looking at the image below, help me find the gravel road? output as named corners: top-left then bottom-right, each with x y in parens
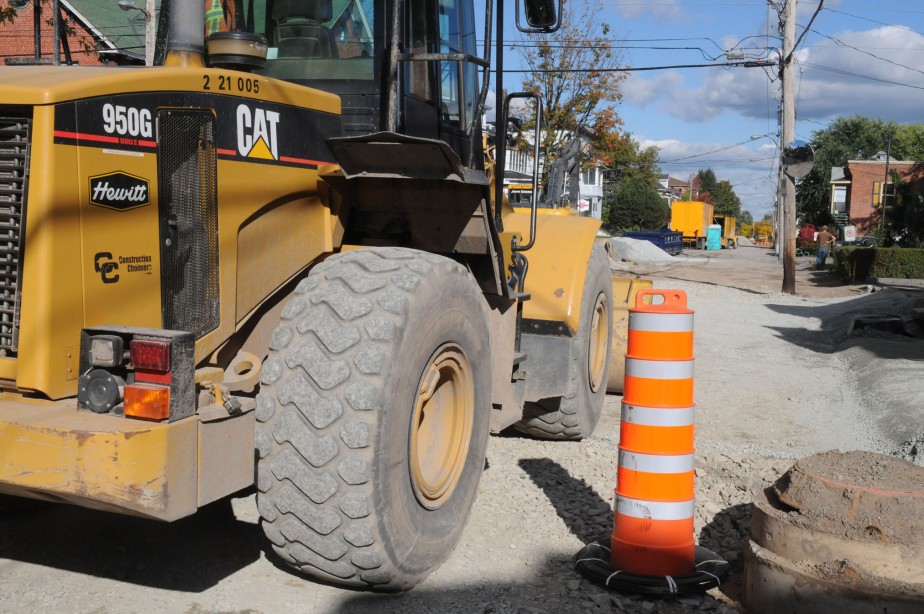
top-left (2, 241), bottom-right (922, 613)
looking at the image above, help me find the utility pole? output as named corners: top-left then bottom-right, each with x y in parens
top-left (779, 0), bottom-right (797, 294)
top-left (145, 0), bottom-right (156, 66)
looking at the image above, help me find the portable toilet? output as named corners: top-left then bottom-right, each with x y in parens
top-left (706, 224), bottom-right (722, 250)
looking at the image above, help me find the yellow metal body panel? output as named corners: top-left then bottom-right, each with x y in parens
top-left (1, 66), bottom-right (340, 115)
top-left (0, 397), bottom-right (198, 520)
top-left (6, 65), bottom-right (341, 397)
top-left (606, 277), bottom-right (653, 394)
top-left (512, 206), bottom-right (573, 217)
top-left (501, 212), bottom-right (601, 334)
top-left (0, 65), bottom-right (343, 512)
top-left (16, 106), bottom-right (87, 399)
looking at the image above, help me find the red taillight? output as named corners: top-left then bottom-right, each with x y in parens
top-left (130, 339), bottom-right (171, 372)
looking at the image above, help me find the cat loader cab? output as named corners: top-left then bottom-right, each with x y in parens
top-left (0, 0), bottom-right (613, 591)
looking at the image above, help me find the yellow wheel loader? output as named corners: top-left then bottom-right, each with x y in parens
top-left (0, 0), bottom-right (614, 590)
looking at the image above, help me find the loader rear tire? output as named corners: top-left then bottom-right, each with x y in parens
top-left (514, 244), bottom-right (613, 440)
top-left (255, 247), bottom-right (491, 591)
top-left (0, 494), bottom-right (39, 514)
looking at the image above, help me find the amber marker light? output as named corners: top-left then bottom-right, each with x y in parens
top-left (124, 383), bottom-right (170, 420)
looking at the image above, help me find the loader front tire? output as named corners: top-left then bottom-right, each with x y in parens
top-left (515, 244), bottom-right (613, 440)
top-left (255, 247), bottom-right (491, 591)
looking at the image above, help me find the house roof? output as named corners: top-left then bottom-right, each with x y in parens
top-left (65, 0), bottom-right (163, 61)
top-left (847, 158), bottom-right (918, 166)
top-left (830, 166), bottom-right (847, 182)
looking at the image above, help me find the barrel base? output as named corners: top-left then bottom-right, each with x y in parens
top-left (575, 538), bottom-right (729, 596)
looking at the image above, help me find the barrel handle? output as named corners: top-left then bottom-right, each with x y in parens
top-left (634, 289), bottom-right (689, 312)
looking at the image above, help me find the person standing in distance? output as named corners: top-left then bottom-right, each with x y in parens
top-left (815, 225), bottom-right (836, 270)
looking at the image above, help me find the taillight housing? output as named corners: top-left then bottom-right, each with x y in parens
top-left (78, 326), bottom-right (195, 422)
top-left (130, 339), bottom-right (171, 372)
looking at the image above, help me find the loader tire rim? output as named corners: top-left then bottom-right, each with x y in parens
top-left (410, 344), bottom-right (474, 510)
top-left (588, 293), bottom-right (608, 393)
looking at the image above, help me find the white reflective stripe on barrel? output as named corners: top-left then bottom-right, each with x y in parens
top-left (625, 358), bottom-right (694, 380)
top-left (619, 450), bottom-right (695, 473)
top-left (616, 496), bottom-right (695, 521)
top-left (629, 312), bottom-right (694, 332)
top-left (621, 403), bottom-right (695, 427)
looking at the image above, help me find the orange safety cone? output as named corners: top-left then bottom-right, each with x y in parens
top-left (613, 289), bottom-right (695, 576)
top-left (574, 289), bottom-right (729, 596)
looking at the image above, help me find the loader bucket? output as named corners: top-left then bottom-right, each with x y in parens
top-left (606, 277), bottom-right (653, 394)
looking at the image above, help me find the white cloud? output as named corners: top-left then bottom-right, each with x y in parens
top-left (613, 0), bottom-right (681, 23)
top-left (794, 26), bottom-right (924, 123)
top-left (644, 25), bottom-right (924, 125)
top-left (623, 71), bottom-right (685, 106)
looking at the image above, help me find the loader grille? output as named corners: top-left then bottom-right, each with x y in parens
top-left (0, 115), bottom-right (29, 354)
top-left (157, 110), bottom-right (220, 339)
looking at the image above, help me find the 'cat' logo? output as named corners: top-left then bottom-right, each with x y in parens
top-left (236, 104), bottom-right (280, 160)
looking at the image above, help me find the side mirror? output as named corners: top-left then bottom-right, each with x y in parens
top-left (506, 117), bottom-right (522, 148)
top-left (518, 0), bottom-right (561, 33)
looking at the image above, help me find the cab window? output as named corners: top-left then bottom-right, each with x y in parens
top-left (232, 0), bottom-right (376, 81)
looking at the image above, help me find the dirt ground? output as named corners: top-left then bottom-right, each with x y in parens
top-left (1, 240), bottom-right (922, 613)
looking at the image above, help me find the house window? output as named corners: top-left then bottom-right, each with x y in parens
top-left (872, 181), bottom-right (895, 207)
top-left (833, 185), bottom-right (847, 213)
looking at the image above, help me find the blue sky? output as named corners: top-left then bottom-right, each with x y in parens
top-left (484, 0), bottom-right (924, 220)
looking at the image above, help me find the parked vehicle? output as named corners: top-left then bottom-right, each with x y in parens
top-left (0, 0), bottom-right (617, 592)
top-left (713, 214), bottom-right (738, 248)
top-left (671, 201), bottom-right (714, 249)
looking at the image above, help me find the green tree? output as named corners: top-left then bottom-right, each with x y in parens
top-left (891, 167), bottom-right (924, 247)
top-left (1, 8), bottom-right (15, 25)
top-left (604, 179), bottom-right (670, 231)
top-left (519, 0), bottom-right (626, 175)
top-left (738, 209), bottom-right (754, 225)
top-left (797, 116), bottom-right (924, 224)
top-left (595, 132), bottom-right (661, 186)
top-left (688, 169), bottom-right (741, 216)
top-left (710, 179), bottom-right (742, 216)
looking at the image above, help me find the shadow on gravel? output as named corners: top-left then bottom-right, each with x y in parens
top-left (340, 459), bottom-right (732, 614)
top-left (518, 457), bottom-right (611, 545)
top-left (763, 288), bottom-right (924, 359)
top-left (0, 493), bottom-right (262, 591)
top-left (699, 503), bottom-right (751, 606)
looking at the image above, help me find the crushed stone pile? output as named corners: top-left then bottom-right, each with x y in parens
top-left (607, 236), bottom-right (678, 264)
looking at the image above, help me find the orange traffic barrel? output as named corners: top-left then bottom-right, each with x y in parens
top-left (574, 288), bottom-right (728, 594)
top-left (613, 289), bottom-right (695, 576)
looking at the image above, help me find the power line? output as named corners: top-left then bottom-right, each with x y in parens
top-left (824, 7), bottom-right (924, 34)
top-left (801, 61), bottom-right (924, 90)
top-left (493, 59), bottom-right (773, 74)
top-left (809, 28), bottom-right (924, 79)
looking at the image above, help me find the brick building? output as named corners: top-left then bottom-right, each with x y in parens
top-left (0, 0), bottom-right (151, 66)
top-left (830, 153), bottom-right (924, 235)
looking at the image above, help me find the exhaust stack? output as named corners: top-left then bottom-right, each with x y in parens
top-left (164, 0), bottom-right (205, 67)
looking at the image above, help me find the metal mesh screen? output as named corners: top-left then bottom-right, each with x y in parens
top-left (0, 115), bottom-right (29, 354)
top-left (157, 110), bottom-right (219, 338)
